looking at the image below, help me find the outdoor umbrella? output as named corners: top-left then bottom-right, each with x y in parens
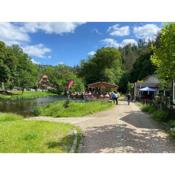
top-left (139, 87), bottom-right (157, 92)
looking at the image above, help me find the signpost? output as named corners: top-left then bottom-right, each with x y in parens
top-left (64, 79), bottom-right (74, 108)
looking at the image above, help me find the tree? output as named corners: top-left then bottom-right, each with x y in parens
top-left (151, 23), bottom-right (175, 87)
top-left (78, 47), bottom-right (123, 85)
top-left (0, 59), bottom-right (11, 88)
top-left (41, 65), bottom-right (84, 94)
top-left (129, 47), bottom-right (156, 83)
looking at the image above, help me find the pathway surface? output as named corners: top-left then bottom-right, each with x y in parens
top-left (29, 101), bottom-right (175, 153)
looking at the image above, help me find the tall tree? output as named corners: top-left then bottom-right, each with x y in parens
top-left (79, 47), bottom-right (123, 85)
top-left (151, 23), bottom-right (175, 87)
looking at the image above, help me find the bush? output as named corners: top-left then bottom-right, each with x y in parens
top-left (0, 113), bottom-right (23, 122)
top-left (152, 110), bottom-right (168, 122)
top-left (141, 104), bottom-right (168, 122)
top-left (141, 104), bottom-right (156, 113)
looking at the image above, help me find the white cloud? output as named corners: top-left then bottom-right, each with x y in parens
top-left (107, 24), bottom-right (130, 36)
top-left (0, 22), bottom-right (84, 46)
top-left (22, 44), bottom-right (51, 58)
top-left (0, 22), bottom-right (30, 45)
top-left (133, 24), bottom-right (161, 42)
top-left (88, 51), bottom-right (96, 56)
top-left (21, 22), bottom-right (84, 35)
top-left (101, 38), bottom-right (138, 48)
top-left (58, 61), bottom-right (64, 65)
top-left (121, 39), bottom-right (137, 47)
top-left (0, 22), bottom-right (85, 59)
top-left (101, 38), bottom-right (120, 48)
top-left (31, 58), bottom-right (40, 64)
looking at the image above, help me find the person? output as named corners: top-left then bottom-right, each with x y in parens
top-left (126, 92), bottom-right (131, 105)
top-left (111, 91), bottom-right (118, 105)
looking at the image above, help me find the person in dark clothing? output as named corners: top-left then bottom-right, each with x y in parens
top-left (127, 92), bottom-right (131, 105)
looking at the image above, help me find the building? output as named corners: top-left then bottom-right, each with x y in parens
top-left (38, 75), bottom-right (54, 90)
top-left (134, 75), bottom-right (160, 100)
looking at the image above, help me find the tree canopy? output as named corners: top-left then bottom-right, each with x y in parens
top-left (151, 23), bottom-right (175, 87)
top-left (78, 47), bottom-right (123, 85)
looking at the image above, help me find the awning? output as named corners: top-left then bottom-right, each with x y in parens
top-left (88, 82), bottom-right (118, 89)
top-left (139, 87), bottom-right (157, 92)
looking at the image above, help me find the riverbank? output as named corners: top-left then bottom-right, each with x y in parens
top-left (0, 112), bottom-right (81, 153)
top-left (34, 100), bottom-right (114, 117)
top-left (0, 91), bottom-right (56, 101)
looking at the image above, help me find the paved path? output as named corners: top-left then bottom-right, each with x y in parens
top-left (29, 101), bottom-right (175, 153)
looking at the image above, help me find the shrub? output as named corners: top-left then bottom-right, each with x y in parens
top-left (0, 113), bottom-right (23, 122)
top-left (152, 110), bottom-right (168, 122)
top-left (141, 104), bottom-right (156, 113)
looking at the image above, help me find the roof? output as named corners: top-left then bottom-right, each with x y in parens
top-left (136, 82), bottom-right (159, 88)
top-left (88, 82), bottom-right (118, 89)
top-left (139, 87), bottom-right (157, 92)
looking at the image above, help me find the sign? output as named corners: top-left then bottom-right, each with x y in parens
top-left (66, 79), bottom-right (74, 90)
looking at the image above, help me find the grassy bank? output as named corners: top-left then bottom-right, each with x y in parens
top-left (141, 104), bottom-right (169, 122)
top-left (34, 100), bottom-right (114, 117)
top-left (0, 113), bottom-right (81, 153)
top-left (0, 91), bottom-right (56, 101)
top-left (140, 104), bottom-right (175, 138)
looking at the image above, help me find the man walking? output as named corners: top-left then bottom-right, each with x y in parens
top-left (111, 91), bottom-right (118, 105)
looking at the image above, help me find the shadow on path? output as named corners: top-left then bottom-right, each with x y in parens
top-left (121, 111), bottom-right (161, 129)
top-left (81, 123), bottom-right (175, 153)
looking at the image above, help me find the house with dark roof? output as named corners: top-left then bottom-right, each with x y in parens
top-left (134, 75), bottom-right (160, 100)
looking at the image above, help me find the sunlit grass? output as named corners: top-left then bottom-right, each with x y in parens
top-left (0, 91), bottom-right (56, 100)
top-left (0, 113), bottom-right (80, 153)
top-left (34, 100), bottom-right (114, 117)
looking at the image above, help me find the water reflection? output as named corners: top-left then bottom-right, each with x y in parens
top-left (0, 96), bottom-right (66, 117)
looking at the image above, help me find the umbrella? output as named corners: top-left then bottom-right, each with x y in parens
top-left (139, 87), bottom-right (157, 92)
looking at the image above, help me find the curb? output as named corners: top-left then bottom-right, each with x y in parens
top-left (69, 129), bottom-right (78, 153)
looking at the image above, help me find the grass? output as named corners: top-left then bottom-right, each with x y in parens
top-left (140, 104), bottom-right (175, 139)
top-left (34, 100), bottom-right (114, 117)
top-left (0, 91), bottom-right (56, 101)
top-left (141, 104), bottom-right (168, 122)
top-left (0, 112), bottom-right (81, 153)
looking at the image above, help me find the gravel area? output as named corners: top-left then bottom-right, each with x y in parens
top-left (30, 101), bottom-right (175, 153)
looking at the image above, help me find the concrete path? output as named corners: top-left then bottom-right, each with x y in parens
top-left (29, 101), bottom-right (175, 153)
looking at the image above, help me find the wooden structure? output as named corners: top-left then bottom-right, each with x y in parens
top-left (134, 75), bottom-right (160, 100)
top-left (38, 75), bottom-right (54, 90)
top-left (88, 82), bottom-right (118, 90)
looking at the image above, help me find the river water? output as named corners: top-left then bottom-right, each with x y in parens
top-left (0, 96), bottom-right (66, 117)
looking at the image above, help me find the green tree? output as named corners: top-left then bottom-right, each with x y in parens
top-left (41, 65), bottom-right (84, 94)
top-left (0, 59), bottom-right (11, 87)
top-left (129, 47), bottom-right (155, 83)
top-left (151, 23), bottom-right (175, 87)
top-left (79, 47), bottom-right (123, 85)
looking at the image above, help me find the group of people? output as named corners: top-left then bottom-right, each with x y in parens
top-left (111, 91), bottom-right (132, 105)
top-left (70, 90), bottom-right (132, 105)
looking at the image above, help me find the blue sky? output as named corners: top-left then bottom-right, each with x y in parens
top-left (0, 22), bottom-right (162, 66)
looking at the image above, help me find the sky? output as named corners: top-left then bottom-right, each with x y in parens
top-left (0, 22), bottom-right (162, 66)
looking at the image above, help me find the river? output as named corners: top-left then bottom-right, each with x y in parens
top-left (0, 96), bottom-right (66, 117)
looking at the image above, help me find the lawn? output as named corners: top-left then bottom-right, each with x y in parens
top-left (0, 91), bottom-right (56, 101)
top-left (34, 100), bottom-right (114, 117)
top-left (0, 113), bottom-right (81, 153)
